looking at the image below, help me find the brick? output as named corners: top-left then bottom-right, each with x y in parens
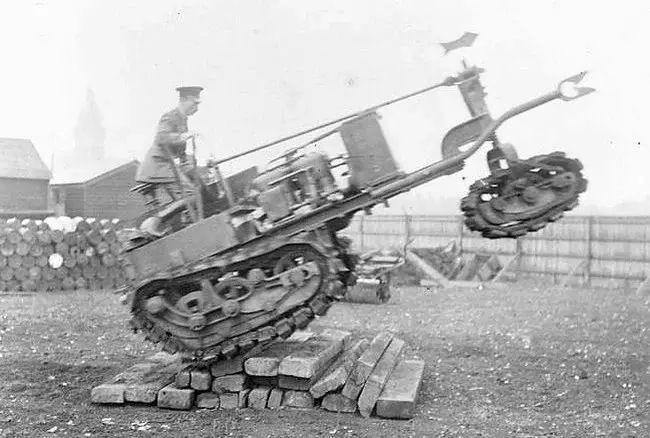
top-left (277, 375), bottom-right (313, 391)
top-left (341, 331), bottom-right (393, 400)
top-left (310, 339), bottom-right (370, 399)
top-left (196, 392), bottom-right (220, 409)
top-left (91, 353), bottom-right (181, 404)
top-left (219, 392), bottom-right (239, 409)
top-left (267, 388), bottom-right (284, 408)
top-left (282, 390), bottom-right (314, 409)
top-left (286, 330), bottom-right (315, 342)
top-left (91, 384), bottom-right (126, 404)
top-left (244, 340), bottom-right (307, 376)
top-left (237, 333), bottom-right (258, 351)
top-left (124, 361), bottom-right (180, 404)
top-left (321, 393), bottom-right (357, 413)
top-left (320, 329), bottom-right (352, 346)
top-left (357, 338), bottom-right (405, 418)
top-left (250, 376), bottom-right (278, 387)
top-left (212, 373), bottom-right (248, 393)
top-left (175, 368), bottom-right (191, 388)
top-left (157, 383), bottom-right (195, 410)
top-left (375, 360), bottom-right (425, 420)
top-left (248, 387), bottom-right (272, 409)
top-left (211, 338), bottom-right (279, 377)
top-left (238, 389), bottom-right (251, 408)
top-left (210, 357), bottom-right (244, 378)
top-left (90, 363), bottom-right (156, 403)
top-left (278, 345), bottom-right (348, 390)
top-left (278, 331), bottom-right (350, 379)
top-left (190, 369), bottom-right (212, 391)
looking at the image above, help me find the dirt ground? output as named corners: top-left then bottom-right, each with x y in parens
top-left (0, 280), bottom-right (648, 438)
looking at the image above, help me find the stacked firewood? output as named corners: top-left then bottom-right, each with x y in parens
top-left (0, 217), bottom-right (130, 292)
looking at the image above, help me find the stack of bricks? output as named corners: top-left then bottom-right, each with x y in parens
top-left (91, 328), bottom-right (425, 420)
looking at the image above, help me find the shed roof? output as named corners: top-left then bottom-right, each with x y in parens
top-left (51, 158), bottom-right (140, 186)
top-left (0, 138), bottom-right (52, 180)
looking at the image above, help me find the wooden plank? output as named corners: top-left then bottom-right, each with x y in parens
top-left (405, 250), bottom-right (449, 288)
top-left (341, 331), bottom-right (393, 400)
top-left (310, 339), bottom-right (369, 399)
top-left (375, 359), bottom-right (425, 420)
top-left (357, 337), bottom-right (404, 418)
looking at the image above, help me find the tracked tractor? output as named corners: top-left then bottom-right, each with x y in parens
top-left (121, 57), bottom-right (593, 362)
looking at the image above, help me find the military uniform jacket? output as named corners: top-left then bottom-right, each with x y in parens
top-left (136, 108), bottom-right (189, 183)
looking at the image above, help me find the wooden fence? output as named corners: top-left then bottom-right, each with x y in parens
top-left (339, 214), bottom-right (650, 289)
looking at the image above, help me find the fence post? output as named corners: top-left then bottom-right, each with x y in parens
top-left (585, 216), bottom-right (593, 286)
top-left (457, 215), bottom-right (464, 254)
top-left (515, 237), bottom-right (523, 281)
top-left (359, 215), bottom-right (365, 252)
top-left (403, 214), bottom-right (411, 251)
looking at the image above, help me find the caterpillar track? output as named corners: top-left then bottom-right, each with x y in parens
top-left (461, 152), bottom-right (588, 239)
top-left (128, 236), bottom-right (346, 362)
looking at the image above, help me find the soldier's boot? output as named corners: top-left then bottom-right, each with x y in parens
top-left (140, 216), bottom-right (167, 238)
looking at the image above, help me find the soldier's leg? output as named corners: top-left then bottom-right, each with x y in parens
top-left (139, 181), bottom-right (199, 237)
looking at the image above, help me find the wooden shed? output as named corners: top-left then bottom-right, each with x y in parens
top-left (0, 138), bottom-right (54, 219)
top-left (50, 159), bottom-right (145, 224)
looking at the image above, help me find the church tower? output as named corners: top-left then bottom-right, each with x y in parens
top-left (74, 88), bottom-right (106, 162)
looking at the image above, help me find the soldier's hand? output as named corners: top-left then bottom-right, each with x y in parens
top-left (180, 131), bottom-right (200, 142)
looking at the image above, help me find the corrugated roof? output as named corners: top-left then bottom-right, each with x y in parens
top-left (0, 138), bottom-right (53, 180)
top-left (50, 158), bottom-right (140, 185)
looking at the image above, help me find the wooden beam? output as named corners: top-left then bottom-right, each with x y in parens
top-left (405, 250), bottom-right (450, 288)
top-left (635, 274), bottom-right (650, 295)
top-left (491, 251), bottom-right (521, 284)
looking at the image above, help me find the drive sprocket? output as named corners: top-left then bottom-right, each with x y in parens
top-left (460, 151), bottom-right (587, 239)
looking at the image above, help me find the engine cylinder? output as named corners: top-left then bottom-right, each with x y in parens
top-left (251, 165), bottom-right (290, 192)
top-left (291, 152), bottom-right (337, 197)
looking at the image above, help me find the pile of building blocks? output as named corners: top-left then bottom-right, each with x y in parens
top-left (91, 328), bottom-right (425, 420)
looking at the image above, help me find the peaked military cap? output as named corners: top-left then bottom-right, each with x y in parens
top-left (176, 86), bottom-right (204, 98)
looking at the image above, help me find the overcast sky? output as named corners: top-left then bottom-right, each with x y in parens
top-left (2, 1), bottom-right (648, 213)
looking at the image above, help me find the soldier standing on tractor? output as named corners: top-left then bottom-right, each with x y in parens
top-left (135, 86), bottom-right (204, 236)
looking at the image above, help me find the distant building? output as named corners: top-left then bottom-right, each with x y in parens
top-left (50, 159), bottom-right (146, 224)
top-left (0, 138), bottom-right (54, 219)
top-left (74, 88), bottom-right (106, 162)
top-left (49, 88), bottom-right (148, 223)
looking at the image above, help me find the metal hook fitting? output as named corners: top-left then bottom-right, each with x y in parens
top-left (557, 71), bottom-right (596, 101)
